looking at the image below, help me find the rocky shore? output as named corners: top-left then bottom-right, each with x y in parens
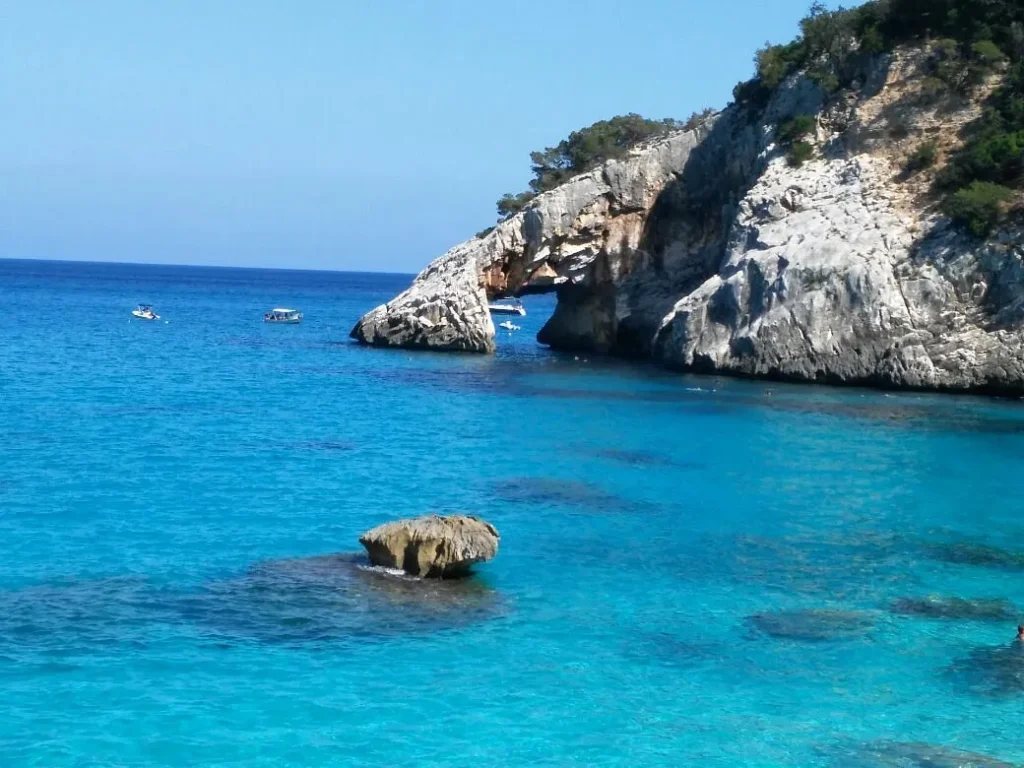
top-left (352, 48), bottom-right (1024, 394)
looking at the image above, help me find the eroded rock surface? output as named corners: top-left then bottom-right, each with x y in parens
top-left (352, 46), bottom-right (1024, 394)
top-left (359, 514), bottom-right (499, 578)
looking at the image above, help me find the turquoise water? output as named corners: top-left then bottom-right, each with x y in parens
top-left (2, 258), bottom-right (1024, 767)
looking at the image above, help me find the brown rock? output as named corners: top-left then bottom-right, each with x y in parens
top-left (359, 514), bottom-right (499, 578)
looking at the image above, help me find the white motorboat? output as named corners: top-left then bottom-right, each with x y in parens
top-left (499, 321), bottom-right (520, 331)
top-left (488, 299), bottom-right (526, 316)
top-left (264, 308), bottom-right (303, 324)
top-left (131, 304), bottom-right (160, 320)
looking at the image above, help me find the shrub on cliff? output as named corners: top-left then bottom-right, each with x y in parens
top-left (905, 140), bottom-right (939, 175)
top-left (495, 114), bottom-right (684, 221)
top-left (730, 0), bottom-right (1024, 238)
top-left (777, 115), bottom-right (816, 145)
top-left (944, 181), bottom-right (1015, 236)
top-left (788, 141), bottom-right (815, 167)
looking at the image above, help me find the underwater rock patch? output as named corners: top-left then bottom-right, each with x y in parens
top-left (889, 596), bottom-right (1019, 622)
top-left (833, 740), bottom-right (1018, 767)
top-left (747, 609), bottom-right (875, 642)
top-left (708, 532), bottom-right (913, 600)
top-left (293, 439), bottom-right (358, 452)
top-left (490, 476), bottom-right (642, 514)
top-left (924, 541), bottom-right (1024, 570)
top-left (175, 553), bottom-right (506, 646)
top-left (628, 632), bottom-right (723, 669)
top-left (948, 643), bottom-right (1024, 698)
top-left (582, 447), bottom-right (701, 469)
top-left (0, 576), bottom-right (158, 656)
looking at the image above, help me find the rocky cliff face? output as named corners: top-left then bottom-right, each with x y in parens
top-left (352, 48), bottom-right (1024, 394)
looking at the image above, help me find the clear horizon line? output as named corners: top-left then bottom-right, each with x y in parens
top-left (0, 255), bottom-right (416, 277)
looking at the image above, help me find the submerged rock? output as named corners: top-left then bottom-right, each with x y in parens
top-left (924, 541), bottom-right (1024, 570)
top-left (490, 476), bottom-right (642, 514)
top-left (176, 553), bottom-right (506, 645)
top-left (748, 609), bottom-right (875, 641)
top-left (949, 643), bottom-right (1024, 698)
top-left (0, 576), bottom-right (157, 656)
top-left (585, 447), bottom-right (696, 468)
top-left (834, 740), bottom-right (1018, 768)
top-left (359, 514), bottom-right (499, 578)
top-left (889, 595), bottom-right (1019, 621)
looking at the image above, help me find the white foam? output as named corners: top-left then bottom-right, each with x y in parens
top-left (356, 564), bottom-right (418, 580)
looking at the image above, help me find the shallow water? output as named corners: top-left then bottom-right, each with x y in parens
top-left (2, 259), bottom-right (1024, 766)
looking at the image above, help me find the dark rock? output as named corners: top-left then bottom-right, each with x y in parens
top-left (747, 609), bottom-right (875, 641)
top-left (889, 596), bottom-right (1019, 621)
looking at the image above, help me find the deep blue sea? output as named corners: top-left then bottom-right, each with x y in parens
top-left (2, 258), bottom-right (1024, 767)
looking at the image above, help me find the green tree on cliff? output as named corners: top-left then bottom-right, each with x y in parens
top-left (495, 114), bottom-right (685, 221)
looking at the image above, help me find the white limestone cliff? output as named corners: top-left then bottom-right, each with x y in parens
top-left (352, 48), bottom-right (1024, 393)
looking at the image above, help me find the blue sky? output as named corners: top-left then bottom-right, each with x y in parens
top-left (0, 1), bottom-right (840, 272)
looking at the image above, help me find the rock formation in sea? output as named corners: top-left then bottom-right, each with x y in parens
top-left (352, 46), bottom-right (1024, 393)
top-left (359, 514), bottom-right (499, 578)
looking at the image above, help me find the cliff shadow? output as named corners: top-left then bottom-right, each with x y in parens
top-left (612, 107), bottom-right (767, 358)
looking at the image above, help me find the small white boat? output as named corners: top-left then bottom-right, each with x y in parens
top-left (488, 299), bottom-right (526, 316)
top-left (131, 304), bottom-right (160, 320)
top-left (264, 308), bottom-right (303, 324)
top-left (499, 321), bottom-right (520, 331)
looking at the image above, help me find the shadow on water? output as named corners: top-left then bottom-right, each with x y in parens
top-left (948, 642), bottom-right (1024, 698)
top-left (824, 740), bottom-right (1017, 767)
top-left (0, 556), bottom-right (507, 656)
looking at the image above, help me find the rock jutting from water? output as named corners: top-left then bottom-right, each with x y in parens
top-left (351, 47), bottom-right (1024, 395)
top-left (889, 595), bottom-right (1019, 622)
top-left (359, 514), bottom-right (499, 578)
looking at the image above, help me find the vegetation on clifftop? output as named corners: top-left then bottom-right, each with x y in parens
top-left (495, 111), bottom-right (714, 221)
top-left (735, 0), bottom-right (1024, 235)
top-left (492, 1), bottom-right (1024, 236)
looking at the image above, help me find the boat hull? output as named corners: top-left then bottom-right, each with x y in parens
top-left (488, 306), bottom-right (526, 316)
top-left (132, 311), bottom-right (159, 320)
top-left (264, 318), bottom-right (302, 324)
